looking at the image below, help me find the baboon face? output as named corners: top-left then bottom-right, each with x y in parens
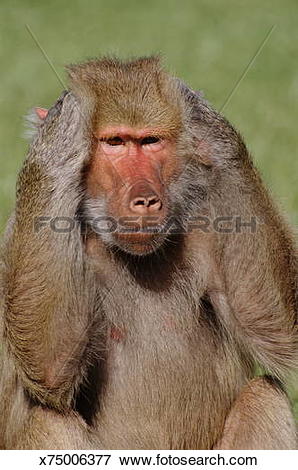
top-left (86, 124), bottom-right (184, 256)
top-left (68, 57), bottom-right (202, 257)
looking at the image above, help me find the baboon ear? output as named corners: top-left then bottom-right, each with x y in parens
top-left (35, 107), bottom-right (48, 120)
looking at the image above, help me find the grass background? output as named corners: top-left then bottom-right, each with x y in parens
top-left (0, 0), bottom-right (297, 419)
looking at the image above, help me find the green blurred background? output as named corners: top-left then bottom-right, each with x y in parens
top-left (0, 0), bottom-right (297, 418)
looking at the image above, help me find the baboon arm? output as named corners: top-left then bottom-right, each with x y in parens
top-left (219, 216), bottom-right (297, 378)
top-left (1, 93), bottom-right (97, 410)
top-left (207, 167), bottom-right (298, 378)
top-left (179, 82), bottom-right (297, 378)
top-left (214, 376), bottom-right (297, 449)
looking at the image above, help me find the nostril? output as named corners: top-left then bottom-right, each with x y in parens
top-left (133, 197), bottom-right (147, 207)
top-left (130, 196), bottom-right (162, 213)
top-left (147, 196), bottom-right (162, 210)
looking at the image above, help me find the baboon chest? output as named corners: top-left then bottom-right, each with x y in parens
top-left (96, 287), bottom-right (235, 449)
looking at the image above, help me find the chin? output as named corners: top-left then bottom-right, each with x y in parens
top-left (112, 232), bottom-right (166, 256)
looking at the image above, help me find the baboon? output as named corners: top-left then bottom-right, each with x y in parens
top-left (0, 57), bottom-right (297, 449)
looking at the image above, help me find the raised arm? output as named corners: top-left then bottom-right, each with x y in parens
top-left (2, 92), bottom-right (98, 410)
top-left (180, 83), bottom-right (297, 380)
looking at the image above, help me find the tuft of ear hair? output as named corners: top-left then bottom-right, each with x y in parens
top-left (23, 108), bottom-right (46, 140)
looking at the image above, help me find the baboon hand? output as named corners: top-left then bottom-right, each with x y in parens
top-left (28, 90), bottom-right (90, 174)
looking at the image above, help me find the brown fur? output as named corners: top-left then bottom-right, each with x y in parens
top-left (67, 56), bottom-right (183, 134)
top-left (0, 57), bottom-right (297, 450)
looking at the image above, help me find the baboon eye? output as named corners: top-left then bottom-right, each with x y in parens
top-left (105, 137), bottom-right (124, 146)
top-left (141, 136), bottom-right (160, 145)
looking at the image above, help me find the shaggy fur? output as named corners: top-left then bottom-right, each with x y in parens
top-left (0, 57), bottom-right (297, 449)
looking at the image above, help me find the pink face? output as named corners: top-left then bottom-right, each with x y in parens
top-left (87, 125), bottom-right (179, 255)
